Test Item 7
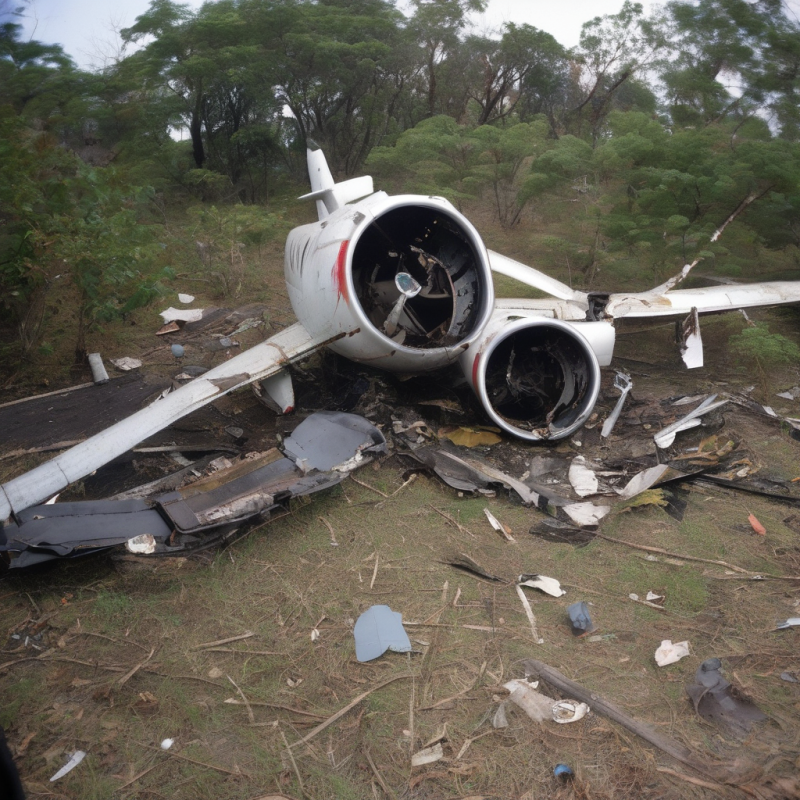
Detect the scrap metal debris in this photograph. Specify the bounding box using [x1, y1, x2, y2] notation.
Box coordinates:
[110, 357, 142, 371]
[49, 750, 86, 782]
[159, 307, 205, 323]
[655, 640, 691, 667]
[686, 658, 767, 736]
[654, 395, 730, 448]
[601, 371, 632, 438]
[0, 412, 386, 569]
[353, 605, 412, 662]
[503, 678, 590, 725]
[517, 574, 566, 598]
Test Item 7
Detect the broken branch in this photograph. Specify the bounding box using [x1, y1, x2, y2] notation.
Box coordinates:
[593, 532, 751, 574]
[228, 674, 255, 724]
[192, 632, 255, 650]
[118, 647, 155, 687]
[290, 674, 414, 748]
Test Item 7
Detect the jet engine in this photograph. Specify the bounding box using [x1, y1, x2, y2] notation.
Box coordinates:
[284, 150, 495, 372]
[460, 312, 615, 442]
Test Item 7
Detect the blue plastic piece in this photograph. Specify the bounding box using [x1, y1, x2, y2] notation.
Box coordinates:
[554, 763, 574, 779]
[171, 344, 185, 358]
[353, 605, 411, 662]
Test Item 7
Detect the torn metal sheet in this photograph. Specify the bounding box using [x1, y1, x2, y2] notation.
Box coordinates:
[568, 456, 598, 497]
[252, 370, 295, 415]
[353, 605, 411, 662]
[409, 447, 610, 526]
[411, 743, 444, 766]
[50, 751, 86, 782]
[484, 508, 514, 540]
[0, 413, 384, 569]
[654, 640, 690, 666]
[654, 395, 729, 448]
[518, 574, 566, 597]
[159, 307, 205, 323]
[110, 357, 142, 371]
[601, 371, 632, 438]
[283, 411, 386, 472]
[686, 658, 767, 736]
[679, 307, 703, 369]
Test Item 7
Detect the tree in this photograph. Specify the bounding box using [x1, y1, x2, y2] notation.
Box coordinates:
[662, 0, 800, 139]
[461, 24, 567, 126]
[568, 1, 664, 143]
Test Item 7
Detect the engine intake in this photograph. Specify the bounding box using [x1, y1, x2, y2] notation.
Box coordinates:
[462, 316, 604, 441]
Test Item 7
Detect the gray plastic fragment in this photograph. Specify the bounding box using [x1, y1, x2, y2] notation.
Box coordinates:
[353, 605, 411, 662]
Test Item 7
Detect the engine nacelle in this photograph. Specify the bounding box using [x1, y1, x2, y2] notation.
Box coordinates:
[285, 192, 495, 372]
[461, 313, 614, 441]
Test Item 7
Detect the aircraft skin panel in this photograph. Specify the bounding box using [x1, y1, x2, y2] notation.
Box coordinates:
[0, 322, 329, 521]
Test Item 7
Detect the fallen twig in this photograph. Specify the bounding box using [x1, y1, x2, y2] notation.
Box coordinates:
[363, 748, 397, 800]
[318, 516, 337, 546]
[115, 759, 164, 792]
[118, 647, 155, 687]
[350, 475, 388, 497]
[656, 766, 727, 792]
[290, 674, 414, 748]
[593, 532, 751, 574]
[428, 505, 475, 538]
[192, 632, 254, 650]
[279, 727, 305, 795]
[515, 584, 542, 644]
[223, 700, 326, 719]
[135, 741, 249, 777]
[419, 664, 485, 711]
[228, 674, 255, 724]
[370, 554, 379, 590]
[203, 648, 287, 655]
[376, 474, 417, 507]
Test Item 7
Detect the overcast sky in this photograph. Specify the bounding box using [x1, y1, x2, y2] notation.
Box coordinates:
[8, 0, 658, 69]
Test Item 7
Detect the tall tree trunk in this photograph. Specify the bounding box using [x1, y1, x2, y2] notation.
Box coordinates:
[190, 91, 205, 168]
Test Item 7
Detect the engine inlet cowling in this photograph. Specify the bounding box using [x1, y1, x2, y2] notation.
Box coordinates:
[462, 317, 602, 441]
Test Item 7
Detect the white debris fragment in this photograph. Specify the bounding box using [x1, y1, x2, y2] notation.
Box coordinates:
[776, 386, 800, 400]
[311, 628, 320, 642]
[411, 742, 444, 766]
[178, 293, 195, 304]
[159, 307, 204, 323]
[552, 700, 590, 724]
[110, 357, 143, 371]
[160, 738, 175, 750]
[646, 591, 664, 603]
[562, 501, 611, 526]
[517, 574, 566, 598]
[50, 751, 86, 782]
[654, 639, 690, 666]
[503, 679, 555, 722]
[126, 534, 156, 554]
[654, 395, 729, 448]
[484, 508, 514, 541]
[617, 464, 671, 500]
[568, 456, 598, 497]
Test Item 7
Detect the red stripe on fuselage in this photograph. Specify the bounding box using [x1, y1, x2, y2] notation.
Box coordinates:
[333, 240, 350, 305]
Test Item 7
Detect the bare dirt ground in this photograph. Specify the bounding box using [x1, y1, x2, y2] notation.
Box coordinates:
[1, 299, 800, 800]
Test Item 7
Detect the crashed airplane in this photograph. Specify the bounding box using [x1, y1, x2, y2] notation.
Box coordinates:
[1, 148, 800, 567]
